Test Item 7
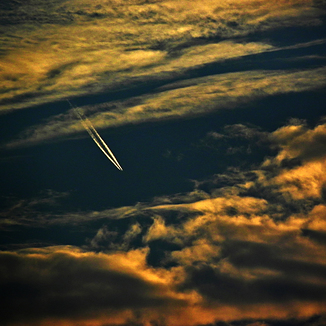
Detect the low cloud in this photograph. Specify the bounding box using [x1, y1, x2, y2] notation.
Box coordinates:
[89, 222, 142, 251]
[271, 160, 326, 200]
[2, 119, 326, 325]
[0, 246, 191, 326]
[270, 123, 326, 163]
[2, 198, 326, 325]
[262, 122, 326, 201]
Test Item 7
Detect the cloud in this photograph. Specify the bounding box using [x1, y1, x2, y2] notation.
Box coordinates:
[0, 246, 191, 326]
[0, 0, 324, 112]
[2, 203, 326, 326]
[261, 122, 326, 200]
[0, 39, 274, 114]
[203, 123, 267, 145]
[3, 192, 326, 325]
[2, 118, 326, 325]
[141, 193, 326, 320]
[197, 123, 269, 158]
[138, 121, 326, 318]
[270, 123, 326, 163]
[1, 2, 326, 325]
[271, 160, 326, 200]
[0, 190, 70, 228]
[0, 196, 145, 229]
[143, 215, 179, 244]
[3, 123, 326, 230]
[5, 66, 326, 148]
[89, 222, 142, 251]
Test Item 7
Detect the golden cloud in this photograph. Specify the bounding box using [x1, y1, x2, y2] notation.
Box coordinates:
[2, 118, 326, 325]
[272, 159, 326, 200]
[5, 66, 326, 148]
[262, 123, 326, 200]
[0, 0, 322, 112]
[2, 186, 326, 326]
[271, 123, 326, 162]
[0, 246, 197, 326]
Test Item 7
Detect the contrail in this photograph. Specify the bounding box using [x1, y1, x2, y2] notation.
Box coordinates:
[77, 111, 123, 171]
[74, 107, 123, 170]
[82, 115, 123, 171]
[68, 100, 123, 171]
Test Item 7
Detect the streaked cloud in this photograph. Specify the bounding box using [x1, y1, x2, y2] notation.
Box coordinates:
[1, 1, 326, 325]
[0, 0, 323, 112]
[0, 190, 70, 228]
[0, 196, 142, 228]
[5, 66, 326, 148]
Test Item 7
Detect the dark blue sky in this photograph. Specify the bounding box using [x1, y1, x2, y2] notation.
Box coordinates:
[1, 1, 326, 326]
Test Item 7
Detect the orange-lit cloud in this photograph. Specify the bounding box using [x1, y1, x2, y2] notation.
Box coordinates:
[271, 123, 326, 163]
[0, 246, 194, 326]
[2, 190, 326, 326]
[0, 0, 323, 112]
[2, 119, 326, 325]
[5, 66, 326, 149]
[271, 159, 326, 200]
[262, 122, 326, 200]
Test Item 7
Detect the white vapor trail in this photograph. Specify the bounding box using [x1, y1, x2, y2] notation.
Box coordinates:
[68, 100, 123, 171]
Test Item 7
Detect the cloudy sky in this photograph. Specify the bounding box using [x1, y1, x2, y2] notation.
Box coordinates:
[1, 1, 326, 325]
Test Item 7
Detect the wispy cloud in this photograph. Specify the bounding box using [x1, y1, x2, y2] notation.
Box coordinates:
[0, 190, 70, 229]
[0, 0, 323, 112]
[5, 66, 326, 148]
[3, 122, 326, 227]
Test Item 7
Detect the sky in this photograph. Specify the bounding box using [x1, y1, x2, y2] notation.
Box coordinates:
[1, 0, 326, 325]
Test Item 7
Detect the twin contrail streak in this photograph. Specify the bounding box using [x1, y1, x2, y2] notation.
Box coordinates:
[68, 100, 123, 171]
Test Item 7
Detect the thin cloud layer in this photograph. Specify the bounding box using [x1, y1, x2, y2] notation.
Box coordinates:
[0, 0, 324, 111]
[5, 66, 326, 148]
